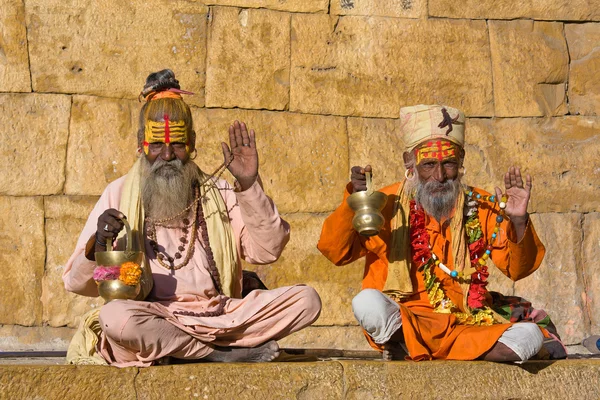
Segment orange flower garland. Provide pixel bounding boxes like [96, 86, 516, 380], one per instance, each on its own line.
[119, 262, 142, 286]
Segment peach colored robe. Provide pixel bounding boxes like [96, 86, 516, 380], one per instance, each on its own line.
[64, 177, 320, 366]
[318, 182, 546, 361]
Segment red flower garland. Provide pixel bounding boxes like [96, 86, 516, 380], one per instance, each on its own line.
[409, 200, 429, 266]
[409, 199, 491, 310]
[467, 235, 489, 309]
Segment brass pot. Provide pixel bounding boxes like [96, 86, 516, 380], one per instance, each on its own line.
[346, 191, 388, 237]
[95, 217, 143, 302]
[98, 279, 141, 301]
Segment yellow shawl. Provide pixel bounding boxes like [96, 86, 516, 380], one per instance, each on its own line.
[67, 159, 239, 365]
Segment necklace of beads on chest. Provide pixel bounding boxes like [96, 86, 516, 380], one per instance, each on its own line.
[145, 156, 233, 277]
[424, 189, 508, 280]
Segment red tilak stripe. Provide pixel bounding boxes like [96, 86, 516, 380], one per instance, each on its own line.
[164, 114, 170, 144]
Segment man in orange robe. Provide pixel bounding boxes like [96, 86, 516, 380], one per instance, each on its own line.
[318, 104, 564, 362]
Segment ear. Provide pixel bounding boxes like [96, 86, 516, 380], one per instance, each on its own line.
[402, 151, 412, 168]
[456, 146, 465, 167]
[189, 130, 196, 152]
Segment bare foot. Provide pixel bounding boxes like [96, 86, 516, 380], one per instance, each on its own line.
[382, 342, 407, 361]
[203, 340, 280, 363]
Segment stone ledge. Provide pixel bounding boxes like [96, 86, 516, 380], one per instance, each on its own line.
[0, 359, 598, 399]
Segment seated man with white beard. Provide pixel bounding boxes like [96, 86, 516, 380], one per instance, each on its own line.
[318, 104, 565, 362]
[63, 69, 321, 367]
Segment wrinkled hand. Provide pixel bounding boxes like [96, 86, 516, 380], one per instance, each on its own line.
[350, 165, 372, 193]
[494, 166, 531, 226]
[222, 121, 259, 191]
[96, 209, 125, 248]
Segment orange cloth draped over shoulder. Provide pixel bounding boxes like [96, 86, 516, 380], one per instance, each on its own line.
[317, 181, 546, 361]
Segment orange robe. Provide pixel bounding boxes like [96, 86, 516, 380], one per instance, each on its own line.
[317, 182, 546, 361]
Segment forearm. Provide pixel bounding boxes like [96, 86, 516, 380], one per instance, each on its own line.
[236, 180, 290, 263]
[317, 184, 366, 265]
[493, 218, 545, 281]
[509, 213, 529, 243]
[63, 250, 100, 297]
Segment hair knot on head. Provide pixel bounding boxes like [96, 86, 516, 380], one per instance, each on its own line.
[138, 69, 194, 102]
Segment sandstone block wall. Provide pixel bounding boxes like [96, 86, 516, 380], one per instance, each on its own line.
[0, 0, 598, 352]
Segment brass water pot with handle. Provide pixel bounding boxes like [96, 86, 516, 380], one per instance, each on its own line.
[346, 171, 388, 236]
[95, 217, 143, 302]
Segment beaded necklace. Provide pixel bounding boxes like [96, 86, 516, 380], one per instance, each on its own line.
[145, 155, 233, 272]
[411, 188, 507, 325]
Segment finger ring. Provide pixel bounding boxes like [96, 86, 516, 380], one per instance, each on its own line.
[242, 143, 250, 147]
[103, 224, 109, 232]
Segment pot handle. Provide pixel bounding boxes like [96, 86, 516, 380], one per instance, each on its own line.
[105, 216, 132, 252]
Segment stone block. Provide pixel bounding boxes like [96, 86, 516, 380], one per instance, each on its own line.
[202, 0, 328, 13]
[489, 20, 568, 117]
[25, 0, 207, 106]
[191, 108, 348, 213]
[341, 360, 600, 399]
[583, 213, 600, 333]
[0, 0, 30, 92]
[64, 96, 139, 196]
[206, 7, 290, 110]
[135, 363, 343, 400]
[347, 117, 406, 188]
[0, 94, 70, 196]
[330, 0, 425, 18]
[0, 326, 73, 351]
[291, 15, 493, 118]
[429, 0, 600, 21]
[0, 366, 138, 400]
[244, 213, 364, 326]
[464, 117, 600, 213]
[43, 196, 103, 328]
[566, 23, 600, 116]
[0, 197, 44, 326]
[279, 326, 372, 350]
[514, 214, 587, 345]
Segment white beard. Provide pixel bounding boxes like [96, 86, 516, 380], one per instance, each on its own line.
[414, 178, 462, 222]
[141, 157, 199, 220]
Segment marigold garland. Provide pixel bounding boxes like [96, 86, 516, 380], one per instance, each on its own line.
[119, 262, 143, 286]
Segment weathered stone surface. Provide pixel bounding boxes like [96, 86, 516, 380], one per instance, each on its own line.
[0, 366, 138, 400]
[342, 360, 600, 399]
[0, 94, 70, 196]
[0, 197, 44, 326]
[25, 0, 207, 106]
[330, 0, 425, 18]
[514, 214, 587, 345]
[206, 7, 290, 110]
[203, 0, 328, 13]
[565, 23, 600, 116]
[44, 195, 99, 220]
[279, 326, 372, 350]
[489, 20, 568, 117]
[0, 326, 73, 351]
[0, 0, 30, 92]
[64, 96, 139, 196]
[583, 213, 600, 333]
[43, 196, 103, 328]
[191, 108, 348, 213]
[464, 117, 600, 213]
[136, 363, 343, 400]
[347, 117, 406, 187]
[244, 214, 364, 326]
[429, 0, 600, 21]
[291, 16, 493, 118]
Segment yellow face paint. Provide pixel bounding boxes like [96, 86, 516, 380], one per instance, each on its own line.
[414, 139, 458, 165]
[143, 114, 189, 154]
